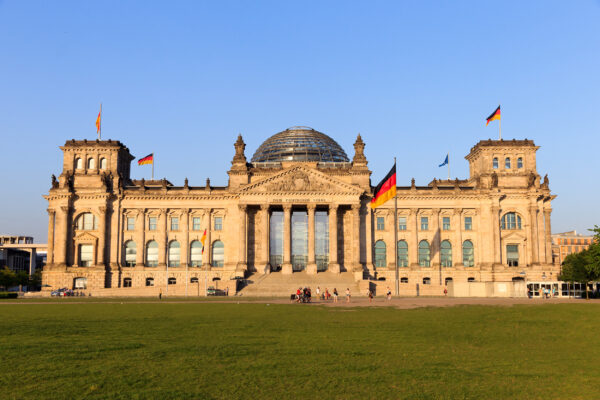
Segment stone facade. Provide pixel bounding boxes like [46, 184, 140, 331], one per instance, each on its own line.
[42, 129, 558, 295]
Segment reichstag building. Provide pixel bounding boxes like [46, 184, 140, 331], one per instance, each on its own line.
[42, 126, 557, 295]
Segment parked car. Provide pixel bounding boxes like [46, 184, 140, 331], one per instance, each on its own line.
[206, 286, 226, 296]
[51, 288, 74, 297]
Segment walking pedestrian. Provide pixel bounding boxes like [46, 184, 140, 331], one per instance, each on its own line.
[346, 288, 351, 303]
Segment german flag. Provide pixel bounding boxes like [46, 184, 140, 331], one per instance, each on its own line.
[138, 153, 154, 165]
[486, 105, 501, 126]
[371, 163, 397, 209]
[200, 229, 207, 254]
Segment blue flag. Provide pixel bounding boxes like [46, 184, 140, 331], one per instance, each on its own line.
[439, 154, 449, 167]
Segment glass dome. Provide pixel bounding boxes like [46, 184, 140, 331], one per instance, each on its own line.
[251, 126, 349, 163]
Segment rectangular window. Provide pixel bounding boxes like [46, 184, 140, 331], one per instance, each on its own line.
[171, 217, 179, 231]
[420, 217, 429, 231]
[398, 216, 407, 231]
[507, 244, 519, 267]
[464, 217, 472, 231]
[214, 217, 223, 231]
[79, 244, 93, 267]
[192, 217, 201, 231]
[149, 217, 157, 231]
[442, 217, 450, 230]
[127, 217, 135, 231]
[376, 217, 385, 231]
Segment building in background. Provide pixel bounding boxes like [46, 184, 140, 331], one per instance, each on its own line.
[42, 127, 557, 296]
[0, 235, 47, 275]
[552, 231, 595, 265]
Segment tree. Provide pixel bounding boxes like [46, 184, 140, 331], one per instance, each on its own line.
[0, 268, 17, 291]
[559, 236, 600, 299]
[16, 271, 29, 293]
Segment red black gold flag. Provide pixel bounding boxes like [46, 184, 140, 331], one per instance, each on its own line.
[486, 106, 501, 126]
[138, 153, 154, 165]
[370, 163, 397, 209]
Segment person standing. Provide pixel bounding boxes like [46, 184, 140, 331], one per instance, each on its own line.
[346, 288, 351, 303]
[386, 286, 392, 301]
[316, 286, 321, 301]
[368, 289, 373, 303]
[333, 288, 338, 303]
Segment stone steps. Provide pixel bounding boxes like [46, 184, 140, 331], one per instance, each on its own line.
[238, 271, 361, 297]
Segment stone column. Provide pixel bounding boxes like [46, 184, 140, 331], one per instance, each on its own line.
[491, 205, 502, 265]
[529, 206, 539, 264]
[29, 248, 37, 275]
[158, 209, 167, 268]
[55, 206, 69, 267]
[409, 208, 419, 268]
[454, 208, 463, 267]
[365, 206, 374, 274]
[351, 204, 361, 273]
[328, 204, 340, 274]
[202, 209, 212, 269]
[537, 206, 547, 264]
[237, 204, 248, 271]
[431, 208, 440, 268]
[46, 209, 55, 266]
[544, 208, 553, 264]
[136, 210, 145, 267]
[181, 209, 189, 267]
[260, 205, 270, 274]
[306, 204, 317, 274]
[97, 206, 107, 266]
[282, 205, 293, 274]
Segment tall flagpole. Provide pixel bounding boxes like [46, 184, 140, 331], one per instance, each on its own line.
[394, 157, 399, 297]
[447, 152, 450, 180]
[499, 103, 502, 140]
[152, 153, 155, 181]
[98, 103, 102, 140]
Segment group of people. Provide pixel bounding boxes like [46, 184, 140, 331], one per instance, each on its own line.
[366, 286, 394, 302]
[294, 287, 355, 303]
[528, 287, 558, 298]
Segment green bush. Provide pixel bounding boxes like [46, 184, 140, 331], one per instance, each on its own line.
[0, 292, 18, 299]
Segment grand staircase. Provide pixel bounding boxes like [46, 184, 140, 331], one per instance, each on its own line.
[238, 270, 362, 297]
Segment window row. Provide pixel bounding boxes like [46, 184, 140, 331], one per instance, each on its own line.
[398, 277, 477, 285]
[75, 157, 108, 170]
[125, 216, 221, 231]
[492, 157, 523, 169]
[124, 276, 204, 287]
[123, 240, 224, 267]
[374, 240, 475, 268]
[376, 216, 473, 231]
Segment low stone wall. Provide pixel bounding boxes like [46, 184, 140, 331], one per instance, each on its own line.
[448, 281, 527, 298]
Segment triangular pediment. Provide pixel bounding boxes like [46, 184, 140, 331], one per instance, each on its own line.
[501, 230, 527, 240]
[75, 231, 98, 242]
[240, 165, 363, 195]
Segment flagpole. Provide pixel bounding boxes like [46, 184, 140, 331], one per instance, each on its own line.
[499, 104, 502, 140]
[152, 153, 154, 181]
[98, 103, 102, 140]
[447, 152, 450, 180]
[394, 157, 399, 297]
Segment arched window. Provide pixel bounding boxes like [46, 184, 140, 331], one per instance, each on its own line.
[100, 158, 107, 170]
[418, 240, 430, 267]
[78, 244, 93, 267]
[501, 212, 522, 230]
[468, 277, 475, 282]
[145, 277, 154, 286]
[517, 157, 523, 169]
[168, 241, 180, 267]
[124, 241, 136, 267]
[505, 157, 511, 169]
[190, 240, 203, 267]
[374, 240, 386, 268]
[492, 158, 498, 169]
[88, 158, 95, 169]
[441, 240, 452, 267]
[75, 157, 83, 169]
[400, 277, 408, 283]
[397, 240, 408, 267]
[445, 277, 453, 286]
[76, 213, 97, 230]
[462, 240, 474, 267]
[190, 277, 199, 283]
[123, 278, 132, 287]
[168, 277, 176, 285]
[423, 277, 431, 285]
[212, 240, 224, 267]
[146, 241, 158, 267]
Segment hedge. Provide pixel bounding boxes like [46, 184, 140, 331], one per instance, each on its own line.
[0, 292, 18, 299]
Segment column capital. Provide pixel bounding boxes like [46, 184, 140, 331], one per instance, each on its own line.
[307, 204, 317, 212]
[543, 208, 552, 215]
[180, 208, 190, 216]
[453, 208, 463, 215]
[159, 208, 168, 216]
[98, 206, 107, 214]
[431, 207, 441, 215]
[238, 204, 248, 212]
[410, 208, 419, 216]
[260, 204, 270, 211]
[351, 203, 361, 212]
[46, 208, 56, 215]
[282, 204, 292, 212]
[328, 203, 338, 211]
[60, 205, 69, 213]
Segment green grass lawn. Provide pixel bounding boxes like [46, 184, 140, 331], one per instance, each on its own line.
[1, 302, 598, 399]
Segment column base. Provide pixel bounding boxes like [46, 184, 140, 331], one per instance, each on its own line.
[260, 263, 271, 274]
[236, 262, 247, 272]
[282, 263, 293, 275]
[306, 263, 318, 275]
[201, 263, 211, 271]
[328, 263, 340, 274]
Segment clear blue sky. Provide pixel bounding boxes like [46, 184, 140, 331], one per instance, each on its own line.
[1, 1, 599, 242]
